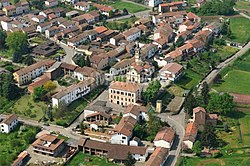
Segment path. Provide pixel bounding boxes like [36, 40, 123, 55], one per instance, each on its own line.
[107, 9, 151, 22]
[122, 0, 151, 9]
[0, 56, 27, 68]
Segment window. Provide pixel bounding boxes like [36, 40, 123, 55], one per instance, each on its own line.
[122, 136, 126, 139]
[121, 92, 124, 95]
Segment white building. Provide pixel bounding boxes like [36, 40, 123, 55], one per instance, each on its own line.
[123, 27, 141, 42]
[45, 0, 58, 7]
[0, 114, 18, 133]
[52, 78, 95, 107]
[36, 22, 52, 33]
[74, 2, 90, 11]
[148, 0, 162, 7]
[123, 104, 148, 121]
[153, 127, 175, 149]
[109, 58, 134, 76]
[0, 16, 12, 31]
[159, 63, 183, 82]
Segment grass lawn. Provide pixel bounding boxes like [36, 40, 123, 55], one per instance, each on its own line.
[117, 17, 139, 26]
[214, 45, 238, 61]
[167, 84, 185, 97]
[107, 0, 148, 13]
[29, 36, 48, 44]
[7, 95, 47, 121]
[230, 17, 250, 44]
[235, 1, 250, 16]
[213, 70, 250, 95]
[176, 70, 202, 90]
[66, 152, 118, 166]
[0, 124, 39, 165]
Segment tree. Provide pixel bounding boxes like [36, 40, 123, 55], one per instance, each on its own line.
[0, 73, 21, 100]
[109, 10, 114, 18]
[193, 141, 202, 155]
[54, 101, 68, 119]
[176, 36, 185, 47]
[23, 55, 35, 65]
[143, 80, 161, 103]
[79, 122, 87, 134]
[207, 93, 234, 115]
[33, 86, 47, 101]
[6, 32, 29, 55]
[124, 153, 136, 166]
[201, 125, 217, 148]
[183, 94, 197, 115]
[44, 80, 57, 94]
[0, 30, 7, 49]
[86, 56, 91, 67]
[146, 112, 164, 141]
[201, 81, 209, 105]
[123, 8, 128, 15]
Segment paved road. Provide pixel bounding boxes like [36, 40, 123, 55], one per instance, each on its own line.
[59, 42, 76, 65]
[158, 109, 186, 166]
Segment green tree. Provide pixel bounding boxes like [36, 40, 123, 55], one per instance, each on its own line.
[124, 153, 136, 166]
[146, 112, 163, 141]
[201, 125, 217, 148]
[0, 30, 7, 49]
[0, 73, 21, 100]
[44, 80, 57, 94]
[176, 36, 185, 47]
[6, 31, 29, 55]
[193, 141, 202, 155]
[33, 86, 47, 101]
[123, 8, 128, 15]
[23, 55, 35, 65]
[183, 94, 197, 115]
[86, 56, 91, 67]
[143, 80, 161, 103]
[207, 93, 234, 115]
[29, 0, 44, 10]
[201, 82, 209, 105]
[109, 10, 114, 18]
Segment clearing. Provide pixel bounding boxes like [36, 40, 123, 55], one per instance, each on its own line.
[230, 17, 250, 44]
[107, 0, 148, 13]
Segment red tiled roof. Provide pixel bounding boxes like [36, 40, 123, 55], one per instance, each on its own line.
[154, 127, 175, 143]
[94, 26, 108, 34]
[110, 81, 141, 93]
[183, 122, 197, 142]
[160, 63, 183, 74]
[193, 106, 206, 114]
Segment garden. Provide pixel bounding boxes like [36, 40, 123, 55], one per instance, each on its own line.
[0, 124, 40, 166]
[105, 0, 148, 13]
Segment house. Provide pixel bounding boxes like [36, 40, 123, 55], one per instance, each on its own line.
[187, 12, 201, 22]
[123, 27, 141, 42]
[154, 56, 173, 68]
[92, 3, 114, 17]
[186, 39, 205, 53]
[10, 20, 23, 29]
[74, 2, 90, 12]
[11, 151, 29, 166]
[66, 10, 79, 18]
[67, 32, 89, 47]
[52, 78, 95, 107]
[110, 33, 125, 46]
[59, 20, 75, 29]
[159, 63, 183, 81]
[39, 9, 54, 18]
[183, 122, 198, 149]
[154, 22, 173, 43]
[109, 58, 134, 76]
[45, 0, 58, 7]
[85, 112, 111, 126]
[90, 54, 109, 70]
[206, 114, 218, 126]
[32, 15, 46, 23]
[196, 0, 206, 7]
[36, 22, 52, 33]
[32, 41, 59, 57]
[111, 116, 137, 145]
[45, 26, 59, 38]
[129, 137, 141, 146]
[158, 1, 187, 13]
[140, 43, 158, 59]
[60, 62, 78, 76]
[0, 16, 12, 31]
[109, 81, 142, 106]
[175, 30, 192, 42]
[32, 134, 65, 156]
[152, 11, 187, 25]
[78, 138, 148, 162]
[88, 10, 100, 22]
[147, 0, 162, 7]
[177, 43, 194, 57]
[146, 147, 169, 166]
[0, 0, 10, 9]
[0, 114, 18, 133]
[27, 75, 50, 94]
[13, 60, 56, 86]
[153, 127, 175, 149]
[74, 66, 105, 86]
[2, 5, 16, 16]
[194, 30, 213, 43]
[166, 50, 182, 61]
[82, 13, 95, 24]
[123, 104, 148, 121]
[202, 22, 221, 36]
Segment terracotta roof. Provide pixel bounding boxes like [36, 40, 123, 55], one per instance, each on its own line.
[160, 63, 183, 74]
[61, 62, 77, 71]
[146, 147, 169, 166]
[90, 53, 108, 65]
[123, 27, 141, 38]
[186, 39, 205, 49]
[167, 50, 182, 59]
[4, 5, 16, 10]
[28, 75, 50, 93]
[94, 26, 108, 34]
[12, 151, 28, 166]
[15, 60, 55, 76]
[178, 43, 193, 51]
[74, 66, 101, 77]
[207, 114, 218, 120]
[187, 12, 200, 20]
[124, 104, 148, 116]
[183, 122, 197, 142]
[193, 106, 206, 114]
[114, 116, 137, 137]
[75, 1, 89, 7]
[88, 10, 100, 17]
[85, 111, 111, 119]
[112, 58, 134, 69]
[154, 127, 175, 143]
[110, 81, 141, 93]
[82, 13, 94, 20]
[1, 114, 17, 125]
[160, 1, 185, 7]
[32, 134, 64, 151]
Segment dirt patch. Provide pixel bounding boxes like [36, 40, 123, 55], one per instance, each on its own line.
[197, 159, 226, 166]
[230, 93, 250, 104]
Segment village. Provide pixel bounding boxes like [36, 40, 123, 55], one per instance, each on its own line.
[0, 0, 250, 166]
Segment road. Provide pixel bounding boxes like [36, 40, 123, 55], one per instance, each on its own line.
[59, 42, 76, 65]
[158, 109, 186, 166]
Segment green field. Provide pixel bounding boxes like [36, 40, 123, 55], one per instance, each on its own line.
[0, 125, 39, 165]
[177, 70, 202, 90]
[214, 45, 238, 61]
[66, 152, 118, 166]
[107, 0, 148, 13]
[230, 17, 250, 44]
[213, 50, 250, 94]
[235, 1, 250, 16]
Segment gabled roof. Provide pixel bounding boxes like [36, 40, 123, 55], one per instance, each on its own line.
[114, 116, 137, 137]
[124, 104, 148, 116]
[146, 147, 169, 166]
[109, 81, 141, 93]
[183, 122, 197, 142]
[154, 127, 175, 143]
[193, 106, 206, 114]
[160, 63, 183, 74]
[1, 114, 17, 125]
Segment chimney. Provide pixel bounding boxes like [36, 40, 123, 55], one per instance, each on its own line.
[156, 100, 162, 113]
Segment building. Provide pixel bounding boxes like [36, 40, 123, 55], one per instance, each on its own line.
[192, 106, 206, 131]
[32, 134, 65, 156]
[109, 58, 134, 76]
[11, 151, 29, 166]
[0, 0, 10, 9]
[146, 147, 169, 166]
[45, 0, 58, 7]
[13, 60, 56, 86]
[153, 127, 175, 149]
[109, 81, 142, 106]
[183, 122, 198, 149]
[111, 116, 137, 145]
[123, 104, 148, 121]
[147, 0, 162, 7]
[36, 22, 52, 33]
[159, 63, 183, 81]
[78, 138, 148, 162]
[0, 114, 18, 133]
[158, 1, 187, 13]
[90, 54, 109, 70]
[52, 78, 95, 107]
[74, 2, 90, 11]
[2, 5, 16, 16]
[123, 27, 141, 42]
